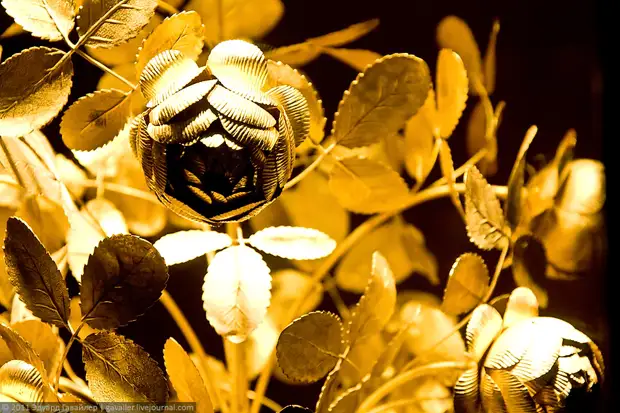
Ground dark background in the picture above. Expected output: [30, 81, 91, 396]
[0, 0, 611, 411]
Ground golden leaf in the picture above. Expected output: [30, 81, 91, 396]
[332, 53, 431, 148]
[185, 0, 283, 46]
[266, 60, 326, 145]
[345, 252, 396, 345]
[0, 359, 46, 403]
[97, 62, 137, 93]
[501, 287, 539, 329]
[435, 49, 468, 138]
[339, 332, 384, 387]
[80, 234, 168, 329]
[328, 156, 410, 214]
[82, 331, 169, 403]
[438, 139, 465, 216]
[0, 47, 73, 138]
[202, 245, 271, 343]
[276, 311, 344, 384]
[483, 20, 500, 95]
[10, 293, 37, 324]
[466, 100, 505, 177]
[265, 43, 322, 68]
[308, 19, 379, 47]
[69, 297, 97, 340]
[404, 91, 437, 183]
[66, 198, 128, 282]
[4, 217, 69, 328]
[436, 16, 483, 94]
[135, 11, 205, 76]
[322, 48, 382, 72]
[269, 269, 323, 329]
[163, 338, 213, 413]
[0, 45, 2, 61]
[11, 320, 64, 381]
[153, 230, 232, 265]
[336, 219, 438, 293]
[77, 0, 158, 49]
[60, 89, 132, 151]
[327, 381, 365, 413]
[505, 125, 538, 231]
[248, 226, 336, 260]
[54, 154, 88, 200]
[464, 165, 509, 250]
[512, 235, 549, 309]
[15, 194, 69, 254]
[1, 0, 74, 41]
[441, 253, 490, 316]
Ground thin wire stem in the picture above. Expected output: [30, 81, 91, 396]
[54, 323, 84, 394]
[63, 178, 160, 204]
[76, 50, 137, 89]
[156, 0, 179, 15]
[283, 142, 337, 191]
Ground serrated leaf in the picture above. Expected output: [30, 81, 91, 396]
[404, 91, 438, 183]
[441, 253, 490, 316]
[202, 245, 271, 343]
[436, 16, 483, 94]
[483, 19, 500, 95]
[77, 0, 157, 49]
[154, 230, 232, 266]
[464, 165, 509, 250]
[135, 11, 205, 76]
[512, 235, 548, 309]
[67, 198, 129, 282]
[4, 217, 70, 328]
[163, 338, 213, 413]
[332, 53, 431, 148]
[1, 0, 75, 41]
[328, 381, 365, 413]
[435, 49, 468, 138]
[328, 156, 410, 214]
[83, 331, 168, 403]
[0, 46, 73, 137]
[60, 89, 132, 151]
[322, 48, 381, 72]
[505, 125, 537, 231]
[345, 252, 396, 345]
[80, 234, 168, 329]
[276, 311, 344, 384]
[248, 226, 336, 260]
[11, 319, 64, 381]
[185, 0, 283, 46]
[336, 219, 437, 293]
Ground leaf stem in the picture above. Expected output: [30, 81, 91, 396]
[54, 322, 84, 394]
[62, 178, 160, 204]
[156, 0, 179, 15]
[58, 377, 97, 404]
[75, 50, 137, 89]
[224, 338, 249, 413]
[355, 361, 474, 413]
[159, 290, 229, 413]
[63, 359, 88, 390]
[283, 142, 337, 191]
[429, 148, 488, 188]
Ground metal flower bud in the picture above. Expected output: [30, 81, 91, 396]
[454, 287, 604, 413]
[528, 159, 606, 278]
[129, 40, 310, 224]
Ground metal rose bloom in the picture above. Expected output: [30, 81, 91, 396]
[454, 287, 604, 413]
[129, 40, 310, 224]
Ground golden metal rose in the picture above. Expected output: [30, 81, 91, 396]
[129, 40, 310, 224]
[454, 287, 604, 413]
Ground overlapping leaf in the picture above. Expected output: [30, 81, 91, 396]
[322, 48, 381, 72]
[202, 245, 271, 343]
[441, 253, 490, 316]
[438, 139, 465, 217]
[4, 217, 70, 327]
[154, 230, 232, 266]
[505, 125, 538, 231]
[77, 0, 158, 48]
[11, 319, 64, 381]
[0, 47, 73, 137]
[80, 234, 168, 329]
[83, 331, 169, 403]
[1, 0, 75, 41]
[404, 91, 437, 183]
[332, 53, 431, 148]
[248, 226, 336, 260]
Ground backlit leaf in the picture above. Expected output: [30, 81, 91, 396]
[438, 139, 465, 217]
[0, 47, 73, 137]
[80, 234, 169, 329]
[163, 338, 213, 413]
[464, 166, 509, 250]
[4, 217, 70, 327]
[328, 156, 410, 214]
[10, 293, 37, 324]
[66, 198, 129, 282]
[483, 19, 500, 95]
[332, 53, 431, 148]
[435, 49, 468, 138]
[441, 253, 490, 316]
[404, 91, 437, 183]
[339, 332, 384, 387]
[60, 89, 132, 151]
[11, 320, 64, 381]
[436, 16, 483, 94]
[505, 125, 537, 231]
[327, 381, 365, 413]
[185, 0, 283, 46]
[269, 269, 323, 329]
[265, 43, 322, 68]
[1, 0, 75, 41]
[322, 48, 381, 73]
[135, 11, 205, 76]
[154, 230, 232, 266]
[83, 331, 168, 403]
[248, 226, 336, 260]
[202, 245, 271, 343]
[512, 235, 549, 309]
[77, 0, 158, 48]
[276, 311, 344, 384]
[308, 19, 379, 47]
[245, 314, 279, 380]
[345, 252, 396, 345]
[336, 220, 438, 293]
